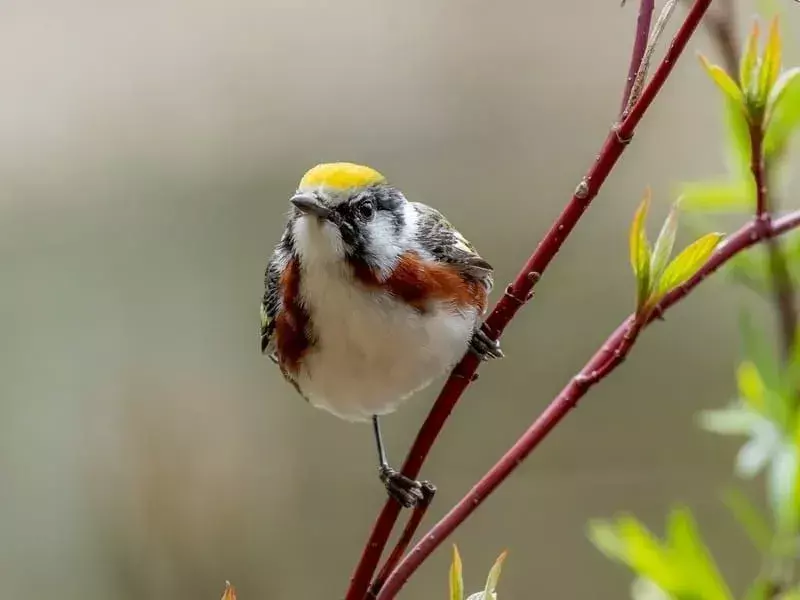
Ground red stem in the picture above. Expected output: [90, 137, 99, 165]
[620, 0, 655, 114]
[750, 120, 797, 357]
[376, 209, 800, 599]
[344, 2, 713, 598]
[368, 494, 433, 598]
[751, 122, 768, 218]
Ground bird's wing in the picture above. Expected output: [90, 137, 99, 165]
[261, 249, 283, 362]
[411, 202, 494, 295]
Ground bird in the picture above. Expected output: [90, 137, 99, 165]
[260, 162, 502, 508]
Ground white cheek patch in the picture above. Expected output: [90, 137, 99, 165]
[292, 217, 345, 265]
[364, 213, 406, 278]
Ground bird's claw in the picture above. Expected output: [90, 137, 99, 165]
[469, 325, 504, 361]
[379, 465, 435, 508]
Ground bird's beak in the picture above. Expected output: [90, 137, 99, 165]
[290, 194, 332, 220]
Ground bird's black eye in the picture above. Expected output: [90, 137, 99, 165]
[358, 201, 375, 221]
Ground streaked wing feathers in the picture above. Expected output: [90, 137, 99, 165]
[412, 202, 494, 295]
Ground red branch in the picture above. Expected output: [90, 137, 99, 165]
[620, 0, 655, 115]
[751, 122, 768, 218]
[376, 209, 800, 599]
[750, 120, 798, 356]
[344, 2, 713, 598]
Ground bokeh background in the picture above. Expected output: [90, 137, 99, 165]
[1, 1, 799, 598]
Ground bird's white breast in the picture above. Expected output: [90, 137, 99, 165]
[294, 260, 478, 422]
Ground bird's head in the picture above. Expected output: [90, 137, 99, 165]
[287, 162, 411, 273]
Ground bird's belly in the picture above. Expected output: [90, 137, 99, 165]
[296, 290, 477, 422]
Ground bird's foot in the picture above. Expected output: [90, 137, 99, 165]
[379, 465, 436, 508]
[469, 324, 504, 360]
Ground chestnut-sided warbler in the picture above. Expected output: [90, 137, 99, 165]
[260, 163, 502, 507]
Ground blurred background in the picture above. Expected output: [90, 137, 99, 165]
[1, 0, 798, 598]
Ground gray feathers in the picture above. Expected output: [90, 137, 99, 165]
[411, 202, 494, 296]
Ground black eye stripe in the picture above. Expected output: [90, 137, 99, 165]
[358, 202, 375, 219]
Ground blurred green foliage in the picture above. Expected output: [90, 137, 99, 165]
[590, 13, 800, 600]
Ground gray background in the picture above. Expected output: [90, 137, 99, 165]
[1, 1, 798, 598]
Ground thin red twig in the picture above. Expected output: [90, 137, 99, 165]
[376, 209, 800, 599]
[367, 486, 434, 598]
[751, 122, 768, 218]
[620, 0, 655, 114]
[750, 120, 797, 357]
[344, 2, 714, 598]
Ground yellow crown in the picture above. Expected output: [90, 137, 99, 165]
[298, 162, 386, 192]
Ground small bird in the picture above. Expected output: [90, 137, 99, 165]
[260, 162, 502, 507]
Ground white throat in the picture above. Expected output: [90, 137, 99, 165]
[291, 216, 345, 266]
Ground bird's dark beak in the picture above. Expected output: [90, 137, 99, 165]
[290, 194, 332, 220]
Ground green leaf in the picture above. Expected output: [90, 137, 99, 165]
[766, 67, 800, 119]
[764, 67, 800, 159]
[739, 312, 781, 392]
[650, 201, 680, 288]
[590, 512, 734, 600]
[721, 487, 773, 552]
[450, 545, 464, 600]
[700, 55, 745, 105]
[740, 20, 761, 94]
[655, 233, 724, 299]
[631, 578, 671, 600]
[757, 18, 782, 104]
[738, 361, 766, 412]
[630, 191, 652, 311]
[588, 520, 629, 562]
[481, 550, 507, 600]
[679, 180, 753, 212]
[666, 508, 732, 600]
[588, 516, 676, 592]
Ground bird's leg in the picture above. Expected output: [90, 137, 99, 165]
[468, 322, 504, 360]
[373, 415, 434, 508]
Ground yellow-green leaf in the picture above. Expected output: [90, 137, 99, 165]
[666, 508, 733, 600]
[450, 545, 464, 600]
[588, 520, 629, 563]
[655, 233, 724, 298]
[630, 191, 652, 310]
[758, 17, 782, 101]
[482, 550, 507, 598]
[740, 20, 760, 93]
[737, 361, 765, 412]
[764, 67, 800, 158]
[650, 200, 680, 288]
[588, 516, 676, 591]
[700, 55, 745, 106]
[766, 67, 800, 118]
